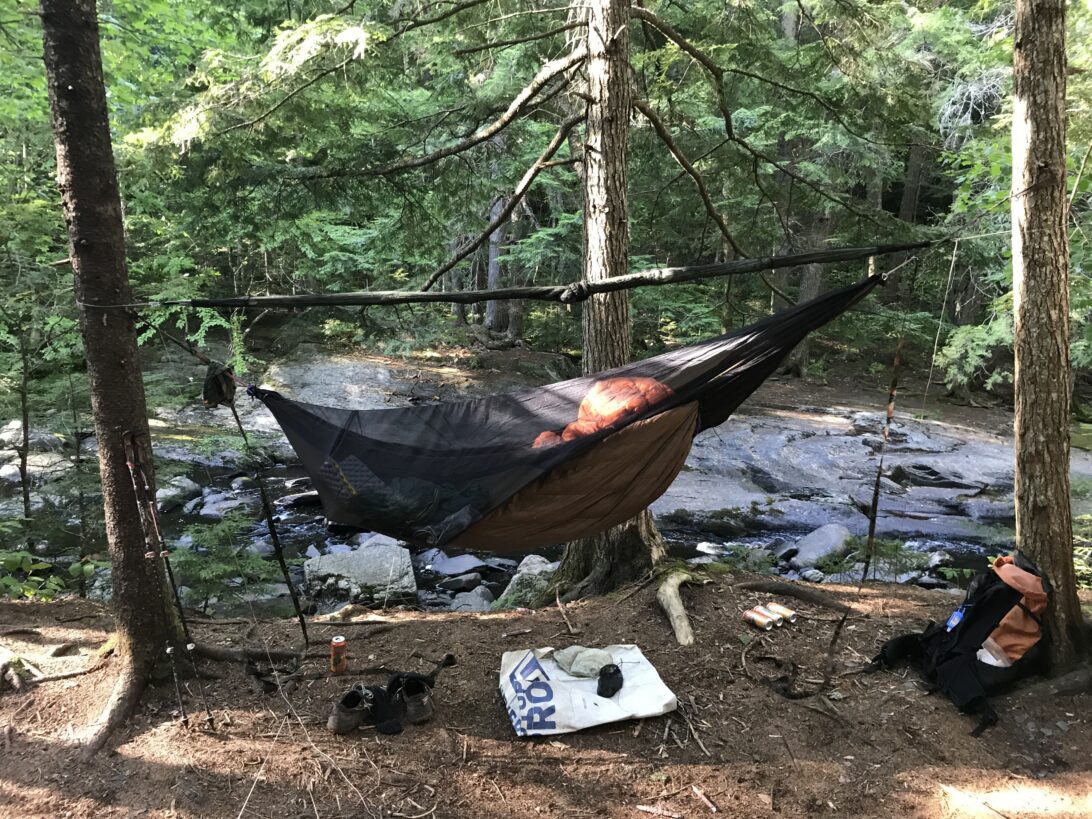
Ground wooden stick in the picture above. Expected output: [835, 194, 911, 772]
[122, 243, 928, 310]
[555, 590, 578, 635]
[692, 786, 718, 813]
[657, 571, 699, 646]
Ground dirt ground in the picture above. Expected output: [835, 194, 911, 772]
[1, 577, 1089, 819]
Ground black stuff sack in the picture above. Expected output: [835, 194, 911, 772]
[872, 552, 1050, 735]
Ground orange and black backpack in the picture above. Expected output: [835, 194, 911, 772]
[872, 551, 1050, 735]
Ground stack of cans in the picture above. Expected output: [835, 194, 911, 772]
[742, 602, 798, 630]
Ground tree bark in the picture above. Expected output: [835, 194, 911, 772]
[40, 0, 176, 752]
[484, 195, 509, 333]
[1011, 0, 1086, 670]
[553, 0, 666, 599]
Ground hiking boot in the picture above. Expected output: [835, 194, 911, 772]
[395, 676, 435, 725]
[326, 684, 374, 734]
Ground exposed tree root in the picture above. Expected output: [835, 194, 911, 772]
[732, 579, 854, 613]
[81, 656, 144, 759]
[193, 642, 303, 663]
[657, 570, 704, 646]
[1018, 665, 1092, 697]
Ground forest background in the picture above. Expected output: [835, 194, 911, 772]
[1, 0, 1091, 573]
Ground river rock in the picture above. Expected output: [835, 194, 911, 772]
[774, 541, 799, 561]
[0, 420, 66, 453]
[789, 524, 852, 569]
[888, 462, 980, 490]
[199, 495, 258, 520]
[276, 491, 322, 508]
[450, 586, 494, 612]
[494, 555, 555, 608]
[0, 452, 71, 484]
[304, 542, 416, 603]
[916, 575, 951, 590]
[230, 475, 256, 491]
[799, 568, 825, 583]
[354, 533, 401, 549]
[438, 572, 482, 592]
[927, 550, 954, 570]
[247, 539, 275, 557]
[156, 476, 202, 513]
[428, 552, 488, 576]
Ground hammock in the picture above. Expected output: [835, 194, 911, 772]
[251, 275, 880, 553]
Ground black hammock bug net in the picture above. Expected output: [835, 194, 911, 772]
[247, 275, 881, 552]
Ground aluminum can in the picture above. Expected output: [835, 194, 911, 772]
[743, 609, 774, 630]
[765, 602, 798, 623]
[754, 605, 784, 626]
[330, 635, 348, 674]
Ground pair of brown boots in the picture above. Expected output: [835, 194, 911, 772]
[327, 654, 456, 735]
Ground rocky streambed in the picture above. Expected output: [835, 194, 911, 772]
[5, 350, 1092, 615]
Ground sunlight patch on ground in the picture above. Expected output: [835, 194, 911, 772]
[939, 780, 1092, 818]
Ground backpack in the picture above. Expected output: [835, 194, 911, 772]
[872, 552, 1050, 735]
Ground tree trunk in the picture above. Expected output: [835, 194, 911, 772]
[883, 144, 930, 298]
[17, 335, 32, 530]
[552, 0, 666, 600]
[1011, 0, 1086, 670]
[40, 0, 176, 753]
[484, 195, 509, 333]
[783, 217, 832, 376]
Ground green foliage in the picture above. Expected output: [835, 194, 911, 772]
[171, 511, 278, 613]
[0, 520, 66, 599]
[707, 543, 777, 575]
[1070, 515, 1092, 589]
[816, 536, 927, 578]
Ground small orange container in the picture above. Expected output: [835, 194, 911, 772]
[330, 635, 348, 674]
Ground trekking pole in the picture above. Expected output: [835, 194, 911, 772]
[124, 435, 215, 726]
[226, 402, 310, 647]
[131, 317, 310, 646]
[165, 645, 189, 727]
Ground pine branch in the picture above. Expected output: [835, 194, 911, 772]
[453, 21, 582, 55]
[630, 5, 875, 221]
[633, 99, 746, 257]
[290, 48, 586, 180]
[419, 110, 586, 292]
[214, 55, 355, 136]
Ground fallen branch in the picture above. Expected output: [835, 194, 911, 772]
[732, 579, 853, 613]
[555, 589, 579, 635]
[657, 571, 703, 646]
[143, 241, 928, 310]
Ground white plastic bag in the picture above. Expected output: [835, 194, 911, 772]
[499, 644, 677, 736]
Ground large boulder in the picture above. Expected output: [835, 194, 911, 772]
[156, 476, 202, 513]
[450, 586, 494, 612]
[494, 555, 556, 609]
[199, 494, 259, 520]
[304, 542, 416, 603]
[790, 523, 852, 569]
[0, 420, 66, 453]
[0, 452, 72, 484]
